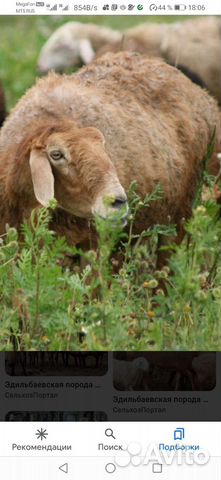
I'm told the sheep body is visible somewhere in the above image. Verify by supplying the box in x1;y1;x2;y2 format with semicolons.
116;352;197;390
96;17;221;103
0;53;219;242
114;352;216;391
38;18;221;103
113;358;149;390
160;17;221;103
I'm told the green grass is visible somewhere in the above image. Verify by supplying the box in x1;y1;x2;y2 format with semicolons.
0;187;220;352
0;15;220;352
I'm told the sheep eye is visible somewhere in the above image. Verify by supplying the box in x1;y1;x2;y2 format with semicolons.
50;150;63;161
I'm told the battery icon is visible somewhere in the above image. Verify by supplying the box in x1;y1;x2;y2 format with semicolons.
174;4;187;10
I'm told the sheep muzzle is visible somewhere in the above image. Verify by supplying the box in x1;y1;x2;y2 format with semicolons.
92;180;128;225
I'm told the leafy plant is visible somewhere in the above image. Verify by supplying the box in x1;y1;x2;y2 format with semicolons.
0;183;220;351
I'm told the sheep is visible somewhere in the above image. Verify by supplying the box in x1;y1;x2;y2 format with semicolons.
96;23;169;60
37;18;220;103
120;352;200;390
0;53;219;259
37;21;121;73
0;80;6;128
37;21;168;73
97;39;208;89
0;116;127;241
160;17;221;104
96;17;221;103
113;357;150;390
63;352;105;369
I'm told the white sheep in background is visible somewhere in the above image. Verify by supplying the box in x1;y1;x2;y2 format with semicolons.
99;17;221;103
37;21;121;73
160;17;221;103
113;358;150;391
38;18;220;102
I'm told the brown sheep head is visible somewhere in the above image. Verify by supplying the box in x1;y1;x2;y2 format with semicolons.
22;119;128;221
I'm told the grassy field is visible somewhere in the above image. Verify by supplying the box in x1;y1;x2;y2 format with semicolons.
0;15;220;352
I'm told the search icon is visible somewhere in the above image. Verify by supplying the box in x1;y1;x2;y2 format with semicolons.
105;428;116;440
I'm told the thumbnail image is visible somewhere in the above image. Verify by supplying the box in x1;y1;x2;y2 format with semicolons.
5;411;107;421
5;352;108;376
113;352;216;391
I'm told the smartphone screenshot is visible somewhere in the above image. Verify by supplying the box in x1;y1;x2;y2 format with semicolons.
0;0;220;478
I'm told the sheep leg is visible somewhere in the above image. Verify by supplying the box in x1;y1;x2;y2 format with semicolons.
186;369;196;390
174;372;182;390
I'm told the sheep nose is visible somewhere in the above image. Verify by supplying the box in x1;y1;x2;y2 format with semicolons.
111;196;127;209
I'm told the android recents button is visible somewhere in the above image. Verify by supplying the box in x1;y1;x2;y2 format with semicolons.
152;463;163;473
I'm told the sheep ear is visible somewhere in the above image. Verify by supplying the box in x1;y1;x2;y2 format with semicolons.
29;149;54;206
78;39;95;64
